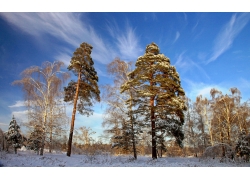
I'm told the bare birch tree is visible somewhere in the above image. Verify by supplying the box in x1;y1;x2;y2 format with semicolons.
13;61;70;155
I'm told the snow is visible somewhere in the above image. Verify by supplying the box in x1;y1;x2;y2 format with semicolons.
0;150;249;180
1;149;249;167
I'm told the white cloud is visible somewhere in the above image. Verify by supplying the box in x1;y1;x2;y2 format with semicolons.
8;100;26;108
11;110;29;123
183;79;229;101
207;13;250;64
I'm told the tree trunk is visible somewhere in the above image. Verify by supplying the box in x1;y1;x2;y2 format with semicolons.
220;128;225;157
151;96;157;159
209;126;214;146
200;116;206;153
40;110;48;156
131;121;137;159
67;72;81;157
49;127;53;153
49;109;53;153
129;91;137;160
227;125;231;146
206;110;214;146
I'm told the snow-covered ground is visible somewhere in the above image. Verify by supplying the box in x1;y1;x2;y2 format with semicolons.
1;149;249;180
1;149;249;167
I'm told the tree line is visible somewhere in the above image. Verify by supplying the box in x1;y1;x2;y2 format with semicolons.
183;88;250;160
0;42;249;161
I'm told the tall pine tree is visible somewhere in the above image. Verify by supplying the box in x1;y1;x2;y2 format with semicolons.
121;42;186;159
64;42;100;157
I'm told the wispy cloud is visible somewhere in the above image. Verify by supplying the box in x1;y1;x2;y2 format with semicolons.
106;21;143;61
173;31;180;43
183;13;187;22
0;13;84;47
0;12;115;64
192;21;199;32
174;52;210;80
206;13;250;64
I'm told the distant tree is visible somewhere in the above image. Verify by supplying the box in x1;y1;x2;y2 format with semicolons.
236;100;250;135
183;98;195;155
121;43;186;159
76;126;96;146
64;42;100;157
5;116;24;154
194;95;211;152
13;61;70;155
210;88;242;146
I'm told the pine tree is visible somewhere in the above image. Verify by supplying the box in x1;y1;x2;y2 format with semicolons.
121;42;186;159
27;125;43;155
64;42;100;157
5;116;24;154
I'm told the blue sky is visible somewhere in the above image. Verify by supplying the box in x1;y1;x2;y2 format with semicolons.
0;10;250;139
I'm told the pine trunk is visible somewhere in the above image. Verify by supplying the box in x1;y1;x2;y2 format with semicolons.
131;122;137;160
130;91;137;160
151;97;157;159
67;72;81;157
